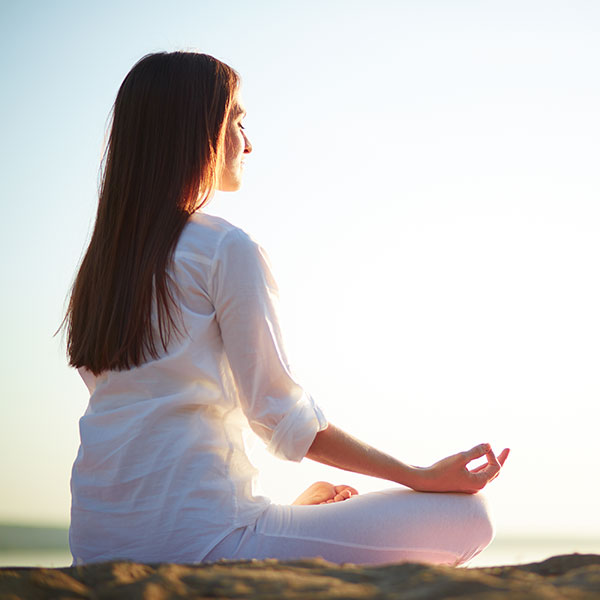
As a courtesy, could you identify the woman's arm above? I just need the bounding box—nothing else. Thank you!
[305,423,509,494]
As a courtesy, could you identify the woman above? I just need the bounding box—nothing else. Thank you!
[64,51,509,566]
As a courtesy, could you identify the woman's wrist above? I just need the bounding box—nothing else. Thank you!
[393,464,428,491]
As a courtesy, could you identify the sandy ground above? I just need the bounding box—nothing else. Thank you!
[1,553,599,599]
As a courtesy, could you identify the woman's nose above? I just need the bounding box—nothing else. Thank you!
[243,132,252,154]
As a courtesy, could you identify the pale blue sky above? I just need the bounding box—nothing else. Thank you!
[1,1,599,542]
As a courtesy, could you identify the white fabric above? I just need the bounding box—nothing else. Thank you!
[204,489,495,566]
[69,212,328,565]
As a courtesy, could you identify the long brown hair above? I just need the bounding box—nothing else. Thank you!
[64,52,239,375]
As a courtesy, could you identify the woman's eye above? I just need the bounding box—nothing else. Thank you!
[239,123,245,130]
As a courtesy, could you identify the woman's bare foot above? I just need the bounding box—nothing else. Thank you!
[292,481,359,506]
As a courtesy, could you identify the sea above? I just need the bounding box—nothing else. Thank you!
[0,524,598,569]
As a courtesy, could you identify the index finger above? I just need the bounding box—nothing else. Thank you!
[485,447,501,469]
[462,443,491,464]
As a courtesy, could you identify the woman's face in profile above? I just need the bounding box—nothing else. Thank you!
[218,92,252,192]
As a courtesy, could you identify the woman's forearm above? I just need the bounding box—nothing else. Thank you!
[305,423,510,494]
[305,423,422,489]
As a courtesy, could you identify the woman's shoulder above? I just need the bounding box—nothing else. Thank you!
[185,211,240,237]
[176,211,255,265]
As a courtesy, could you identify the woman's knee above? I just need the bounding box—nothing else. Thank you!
[450,492,495,565]
[466,493,495,546]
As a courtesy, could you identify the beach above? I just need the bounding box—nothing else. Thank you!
[1,524,599,597]
[1,553,599,599]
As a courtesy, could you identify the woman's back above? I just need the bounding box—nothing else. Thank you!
[70,212,326,564]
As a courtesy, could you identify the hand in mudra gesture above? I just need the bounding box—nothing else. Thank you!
[292,481,359,506]
[415,444,510,494]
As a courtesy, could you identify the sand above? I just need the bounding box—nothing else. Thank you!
[1,553,599,599]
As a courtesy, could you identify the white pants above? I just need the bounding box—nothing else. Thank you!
[204,488,495,566]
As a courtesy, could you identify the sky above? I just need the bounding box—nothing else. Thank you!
[1,0,599,542]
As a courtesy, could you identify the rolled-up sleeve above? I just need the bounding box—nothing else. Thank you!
[210,228,327,462]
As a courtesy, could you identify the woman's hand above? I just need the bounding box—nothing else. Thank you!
[292,481,359,506]
[411,444,510,494]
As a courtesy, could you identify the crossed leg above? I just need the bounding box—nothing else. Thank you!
[204,487,495,566]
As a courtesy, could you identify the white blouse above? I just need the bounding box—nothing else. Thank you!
[69,212,327,564]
